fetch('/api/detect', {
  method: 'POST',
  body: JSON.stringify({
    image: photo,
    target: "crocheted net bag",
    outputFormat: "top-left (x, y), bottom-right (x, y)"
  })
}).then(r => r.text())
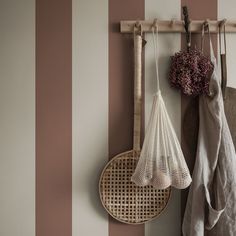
top-left (131, 28), bottom-right (192, 190)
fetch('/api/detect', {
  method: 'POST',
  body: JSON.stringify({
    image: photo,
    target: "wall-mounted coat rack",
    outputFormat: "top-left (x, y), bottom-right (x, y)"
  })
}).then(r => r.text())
top-left (120, 20), bottom-right (236, 33)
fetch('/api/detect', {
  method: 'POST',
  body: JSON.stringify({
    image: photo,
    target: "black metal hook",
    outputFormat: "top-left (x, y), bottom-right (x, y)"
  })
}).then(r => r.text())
top-left (134, 21), bottom-right (142, 36)
top-left (134, 21), bottom-right (147, 47)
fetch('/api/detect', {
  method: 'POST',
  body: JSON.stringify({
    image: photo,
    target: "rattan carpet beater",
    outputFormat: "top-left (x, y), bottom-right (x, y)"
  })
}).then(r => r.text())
top-left (99, 27), bottom-right (171, 225)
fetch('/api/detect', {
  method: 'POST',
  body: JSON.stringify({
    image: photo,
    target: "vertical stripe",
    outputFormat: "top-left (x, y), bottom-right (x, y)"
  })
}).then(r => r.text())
top-left (36, 0), bottom-right (72, 235)
top-left (180, 0), bottom-right (217, 221)
top-left (72, 0), bottom-right (108, 236)
top-left (145, 0), bottom-right (181, 235)
top-left (218, 0), bottom-right (236, 88)
top-left (109, 1), bottom-right (144, 236)
top-left (0, 1), bottom-right (35, 235)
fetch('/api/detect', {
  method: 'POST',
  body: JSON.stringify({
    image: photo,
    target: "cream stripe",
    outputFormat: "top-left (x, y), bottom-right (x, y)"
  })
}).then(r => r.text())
top-left (145, 0), bottom-right (181, 235)
top-left (0, 0), bottom-right (35, 235)
top-left (218, 0), bottom-right (236, 88)
top-left (72, 0), bottom-right (108, 235)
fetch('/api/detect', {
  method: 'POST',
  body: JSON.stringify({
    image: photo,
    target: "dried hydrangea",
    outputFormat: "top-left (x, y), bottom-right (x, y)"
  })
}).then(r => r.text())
top-left (169, 49), bottom-right (214, 96)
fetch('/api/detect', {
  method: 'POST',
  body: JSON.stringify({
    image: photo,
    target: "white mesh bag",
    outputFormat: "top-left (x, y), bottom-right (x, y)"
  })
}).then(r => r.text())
top-left (131, 27), bottom-right (192, 189)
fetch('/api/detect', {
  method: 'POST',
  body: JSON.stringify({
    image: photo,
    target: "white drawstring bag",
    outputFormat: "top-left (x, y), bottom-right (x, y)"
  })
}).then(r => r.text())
top-left (131, 27), bottom-right (192, 189)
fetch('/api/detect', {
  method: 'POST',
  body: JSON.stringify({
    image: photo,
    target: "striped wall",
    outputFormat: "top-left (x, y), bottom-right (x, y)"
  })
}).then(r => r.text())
top-left (1, 0), bottom-right (236, 235)
top-left (72, 0), bottom-right (108, 236)
top-left (108, 1), bottom-right (145, 236)
top-left (0, 0), bottom-right (35, 235)
top-left (36, 0), bottom-right (72, 236)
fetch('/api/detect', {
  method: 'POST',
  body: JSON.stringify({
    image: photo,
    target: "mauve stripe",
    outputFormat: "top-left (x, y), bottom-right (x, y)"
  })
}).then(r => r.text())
top-left (180, 0), bottom-right (217, 222)
top-left (36, 0), bottom-right (72, 235)
top-left (109, 0), bottom-right (144, 235)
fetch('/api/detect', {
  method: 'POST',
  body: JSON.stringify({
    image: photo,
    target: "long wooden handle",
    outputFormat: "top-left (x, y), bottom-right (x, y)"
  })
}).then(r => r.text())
top-left (219, 24), bottom-right (227, 99)
top-left (221, 54), bottom-right (227, 99)
top-left (133, 34), bottom-right (142, 151)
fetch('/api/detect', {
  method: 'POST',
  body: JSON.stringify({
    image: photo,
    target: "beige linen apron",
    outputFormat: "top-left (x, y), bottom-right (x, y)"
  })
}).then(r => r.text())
top-left (182, 26), bottom-right (236, 236)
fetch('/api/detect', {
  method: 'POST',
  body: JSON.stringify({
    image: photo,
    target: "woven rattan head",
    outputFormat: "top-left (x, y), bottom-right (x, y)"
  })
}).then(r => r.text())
top-left (99, 150), bottom-right (171, 224)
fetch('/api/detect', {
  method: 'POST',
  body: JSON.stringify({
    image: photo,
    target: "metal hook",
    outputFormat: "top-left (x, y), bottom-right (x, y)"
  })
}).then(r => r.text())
top-left (170, 19), bottom-right (175, 27)
top-left (219, 18), bottom-right (227, 29)
top-left (134, 21), bottom-right (142, 36)
top-left (135, 21), bottom-right (141, 28)
top-left (202, 19), bottom-right (209, 33)
top-left (204, 19), bottom-right (209, 27)
top-left (152, 18), bottom-right (158, 31)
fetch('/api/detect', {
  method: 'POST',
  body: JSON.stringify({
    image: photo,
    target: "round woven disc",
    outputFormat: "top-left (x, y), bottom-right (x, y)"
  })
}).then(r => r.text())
top-left (99, 150), bottom-right (171, 224)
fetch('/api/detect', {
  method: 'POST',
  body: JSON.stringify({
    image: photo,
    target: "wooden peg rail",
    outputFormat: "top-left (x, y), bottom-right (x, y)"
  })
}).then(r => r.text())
top-left (120, 20), bottom-right (236, 33)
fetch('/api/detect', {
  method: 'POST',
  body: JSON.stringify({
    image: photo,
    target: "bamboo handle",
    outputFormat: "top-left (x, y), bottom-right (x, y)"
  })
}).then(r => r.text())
top-left (133, 34), bottom-right (142, 151)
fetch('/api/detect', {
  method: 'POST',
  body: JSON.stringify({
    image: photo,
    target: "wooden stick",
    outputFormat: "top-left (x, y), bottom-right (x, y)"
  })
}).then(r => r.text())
top-left (183, 6), bottom-right (191, 52)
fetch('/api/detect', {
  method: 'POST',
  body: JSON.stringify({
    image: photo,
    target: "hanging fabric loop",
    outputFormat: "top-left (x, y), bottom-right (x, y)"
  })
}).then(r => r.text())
top-left (151, 25), bottom-right (160, 92)
top-left (201, 20), bottom-right (212, 53)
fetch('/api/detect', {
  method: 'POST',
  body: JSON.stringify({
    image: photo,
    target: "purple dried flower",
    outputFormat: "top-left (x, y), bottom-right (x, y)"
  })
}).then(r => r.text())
top-left (169, 49), bottom-right (214, 96)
